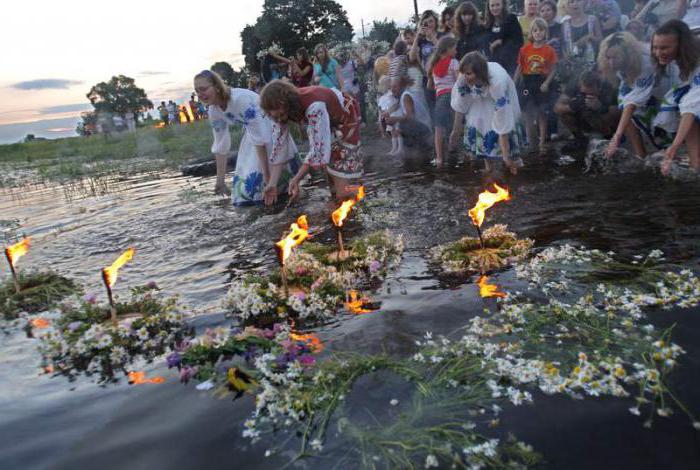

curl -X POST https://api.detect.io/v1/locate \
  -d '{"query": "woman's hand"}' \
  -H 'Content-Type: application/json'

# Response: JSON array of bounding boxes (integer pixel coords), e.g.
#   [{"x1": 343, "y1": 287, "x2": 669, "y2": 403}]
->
[
  {"x1": 661, "y1": 144, "x2": 679, "y2": 175},
  {"x1": 263, "y1": 184, "x2": 278, "y2": 206},
  {"x1": 605, "y1": 134, "x2": 622, "y2": 159},
  {"x1": 490, "y1": 39, "x2": 502, "y2": 52},
  {"x1": 288, "y1": 178, "x2": 301, "y2": 201},
  {"x1": 540, "y1": 82, "x2": 549, "y2": 93}
]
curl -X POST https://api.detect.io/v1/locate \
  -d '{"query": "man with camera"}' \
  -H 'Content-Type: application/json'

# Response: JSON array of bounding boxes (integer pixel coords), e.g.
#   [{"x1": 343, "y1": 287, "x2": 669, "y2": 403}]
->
[{"x1": 554, "y1": 70, "x2": 620, "y2": 147}]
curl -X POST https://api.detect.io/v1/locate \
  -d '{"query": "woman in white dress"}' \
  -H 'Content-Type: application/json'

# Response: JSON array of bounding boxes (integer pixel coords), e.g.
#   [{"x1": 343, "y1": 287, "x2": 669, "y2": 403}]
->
[
  {"x1": 601, "y1": 32, "x2": 675, "y2": 159},
  {"x1": 450, "y1": 52, "x2": 525, "y2": 174},
  {"x1": 651, "y1": 20, "x2": 700, "y2": 175},
  {"x1": 193, "y1": 70, "x2": 299, "y2": 205}
]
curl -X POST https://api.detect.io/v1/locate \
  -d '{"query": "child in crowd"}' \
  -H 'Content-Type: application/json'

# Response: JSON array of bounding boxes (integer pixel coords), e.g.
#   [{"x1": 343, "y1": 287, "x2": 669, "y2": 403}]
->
[
  {"x1": 428, "y1": 36, "x2": 459, "y2": 166},
  {"x1": 377, "y1": 75, "x2": 405, "y2": 154},
  {"x1": 390, "y1": 40, "x2": 409, "y2": 80},
  {"x1": 514, "y1": 19, "x2": 558, "y2": 153}
]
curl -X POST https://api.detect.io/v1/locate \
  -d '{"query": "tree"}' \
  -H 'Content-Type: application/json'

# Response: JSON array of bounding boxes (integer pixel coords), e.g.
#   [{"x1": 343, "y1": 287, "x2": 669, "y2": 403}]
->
[
  {"x1": 241, "y1": 0, "x2": 353, "y2": 70},
  {"x1": 367, "y1": 18, "x2": 399, "y2": 44},
  {"x1": 86, "y1": 75, "x2": 152, "y2": 120},
  {"x1": 210, "y1": 62, "x2": 250, "y2": 88},
  {"x1": 76, "y1": 110, "x2": 98, "y2": 136},
  {"x1": 211, "y1": 61, "x2": 235, "y2": 85}
]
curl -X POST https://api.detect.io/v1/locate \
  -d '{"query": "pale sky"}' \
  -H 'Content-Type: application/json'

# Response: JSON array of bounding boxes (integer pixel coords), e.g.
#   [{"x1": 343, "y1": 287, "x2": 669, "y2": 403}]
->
[{"x1": 0, "y1": 0, "x2": 441, "y2": 142}]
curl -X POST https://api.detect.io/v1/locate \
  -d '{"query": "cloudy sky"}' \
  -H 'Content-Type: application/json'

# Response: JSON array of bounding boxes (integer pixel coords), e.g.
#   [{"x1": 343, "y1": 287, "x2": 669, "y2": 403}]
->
[{"x1": 0, "y1": 0, "x2": 441, "y2": 143}]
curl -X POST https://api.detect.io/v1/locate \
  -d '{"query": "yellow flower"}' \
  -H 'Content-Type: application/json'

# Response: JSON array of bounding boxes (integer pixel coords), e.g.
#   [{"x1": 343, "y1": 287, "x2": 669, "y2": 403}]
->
[{"x1": 614, "y1": 367, "x2": 626, "y2": 378}]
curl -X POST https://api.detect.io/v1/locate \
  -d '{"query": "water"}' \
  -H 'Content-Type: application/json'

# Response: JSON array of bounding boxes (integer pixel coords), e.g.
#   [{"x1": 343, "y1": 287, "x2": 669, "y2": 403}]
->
[{"x1": 1, "y1": 139, "x2": 700, "y2": 469}]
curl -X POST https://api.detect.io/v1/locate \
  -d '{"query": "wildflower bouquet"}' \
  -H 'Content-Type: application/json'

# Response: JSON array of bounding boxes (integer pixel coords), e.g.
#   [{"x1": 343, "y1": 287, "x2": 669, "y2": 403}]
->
[
  {"x1": 38, "y1": 284, "x2": 191, "y2": 383},
  {"x1": 429, "y1": 225, "x2": 533, "y2": 276},
  {"x1": 224, "y1": 253, "x2": 350, "y2": 327},
  {"x1": 255, "y1": 42, "x2": 284, "y2": 61},
  {"x1": 1, "y1": 271, "x2": 79, "y2": 320},
  {"x1": 301, "y1": 230, "x2": 404, "y2": 281}
]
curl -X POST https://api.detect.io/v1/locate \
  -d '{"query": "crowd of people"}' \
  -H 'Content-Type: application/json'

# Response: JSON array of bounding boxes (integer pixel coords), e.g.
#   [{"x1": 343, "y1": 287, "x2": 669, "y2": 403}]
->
[
  {"x1": 157, "y1": 95, "x2": 207, "y2": 126},
  {"x1": 194, "y1": 0, "x2": 700, "y2": 206}
]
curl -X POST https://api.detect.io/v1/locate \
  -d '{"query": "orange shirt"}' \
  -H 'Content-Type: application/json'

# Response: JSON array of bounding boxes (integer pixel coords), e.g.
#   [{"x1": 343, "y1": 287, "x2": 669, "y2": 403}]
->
[{"x1": 517, "y1": 42, "x2": 557, "y2": 76}]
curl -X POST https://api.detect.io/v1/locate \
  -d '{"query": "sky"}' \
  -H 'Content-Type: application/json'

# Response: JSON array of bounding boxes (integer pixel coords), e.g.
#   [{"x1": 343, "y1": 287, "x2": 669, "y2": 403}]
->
[{"x1": 0, "y1": 0, "x2": 442, "y2": 144}]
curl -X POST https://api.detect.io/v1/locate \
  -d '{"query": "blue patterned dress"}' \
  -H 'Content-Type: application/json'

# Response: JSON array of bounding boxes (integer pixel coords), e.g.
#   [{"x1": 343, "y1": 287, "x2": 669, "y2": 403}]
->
[
  {"x1": 450, "y1": 62, "x2": 525, "y2": 159},
  {"x1": 209, "y1": 88, "x2": 300, "y2": 206},
  {"x1": 653, "y1": 63, "x2": 700, "y2": 138}
]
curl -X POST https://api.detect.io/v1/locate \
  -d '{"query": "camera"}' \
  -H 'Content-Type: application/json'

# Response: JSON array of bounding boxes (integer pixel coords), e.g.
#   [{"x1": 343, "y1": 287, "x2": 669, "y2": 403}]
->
[{"x1": 569, "y1": 94, "x2": 586, "y2": 113}]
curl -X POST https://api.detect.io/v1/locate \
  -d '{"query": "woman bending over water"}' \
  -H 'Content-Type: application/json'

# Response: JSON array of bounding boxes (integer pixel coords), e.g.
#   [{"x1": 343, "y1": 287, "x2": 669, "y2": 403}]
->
[
  {"x1": 194, "y1": 70, "x2": 299, "y2": 205},
  {"x1": 260, "y1": 80, "x2": 363, "y2": 201}
]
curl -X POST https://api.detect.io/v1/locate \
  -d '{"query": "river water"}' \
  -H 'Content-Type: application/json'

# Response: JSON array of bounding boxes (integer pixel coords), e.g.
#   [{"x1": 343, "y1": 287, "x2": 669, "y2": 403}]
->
[{"x1": 1, "y1": 139, "x2": 699, "y2": 469}]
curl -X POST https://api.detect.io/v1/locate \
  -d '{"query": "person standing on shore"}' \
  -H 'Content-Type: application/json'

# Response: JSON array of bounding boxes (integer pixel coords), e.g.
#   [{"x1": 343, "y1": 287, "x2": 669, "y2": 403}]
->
[{"x1": 194, "y1": 70, "x2": 299, "y2": 204}]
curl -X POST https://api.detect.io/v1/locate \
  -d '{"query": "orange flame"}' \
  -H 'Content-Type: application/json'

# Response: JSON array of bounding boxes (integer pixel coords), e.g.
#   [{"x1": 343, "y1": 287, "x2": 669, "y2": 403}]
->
[
  {"x1": 5, "y1": 237, "x2": 31, "y2": 269},
  {"x1": 468, "y1": 184, "x2": 511, "y2": 227},
  {"x1": 102, "y1": 248, "x2": 135, "y2": 288},
  {"x1": 345, "y1": 290, "x2": 376, "y2": 315},
  {"x1": 275, "y1": 216, "x2": 309, "y2": 265},
  {"x1": 31, "y1": 318, "x2": 51, "y2": 329},
  {"x1": 477, "y1": 275, "x2": 506, "y2": 299},
  {"x1": 128, "y1": 371, "x2": 165, "y2": 385},
  {"x1": 289, "y1": 332, "x2": 325, "y2": 353},
  {"x1": 156, "y1": 122, "x2": 166, "y2": 128},
  {"x1": 331, "y1": 186, "x2": 365, "y2": 227}
]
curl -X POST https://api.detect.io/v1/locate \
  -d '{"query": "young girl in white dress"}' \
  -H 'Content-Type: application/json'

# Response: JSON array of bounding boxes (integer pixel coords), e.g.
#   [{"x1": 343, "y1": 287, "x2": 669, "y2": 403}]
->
[{"x1": 193, "y1": 70, "x2": 299, "y2": 205}]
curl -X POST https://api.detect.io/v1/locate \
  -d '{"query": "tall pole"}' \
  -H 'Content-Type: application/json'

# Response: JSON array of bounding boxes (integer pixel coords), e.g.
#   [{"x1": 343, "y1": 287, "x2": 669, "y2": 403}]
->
[
  {"x1": 413, "y1": 0, "x2": 419, "y2": 23},
  {"x1": 361, "y1": 18, "x2": 366, "y2": 38}
]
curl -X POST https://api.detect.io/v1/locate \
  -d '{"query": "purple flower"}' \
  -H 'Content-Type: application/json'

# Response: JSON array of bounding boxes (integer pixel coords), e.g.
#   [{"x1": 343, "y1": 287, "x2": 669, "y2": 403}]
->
[
  {"x1": 369, "y1": 260, "x2": 381, "y2": 274},
  {"x1": 166, "y1": 352, "x2": 181, "y2": 369},
  {"x1": 294, "y1": 292, "x2": 307, "y2": 302},
  {"x1": 299, "y1": 354, "x2": 316, "y2": 367},
  {"x1": 67, "y1": 321, "x2": 82, "y2": 331},
  {"x1": 179, "y1": 365, "x2": 198, "y2": 384},
  {"x1": 83, "y1": 294, "x2": 97, "y2": 304}
]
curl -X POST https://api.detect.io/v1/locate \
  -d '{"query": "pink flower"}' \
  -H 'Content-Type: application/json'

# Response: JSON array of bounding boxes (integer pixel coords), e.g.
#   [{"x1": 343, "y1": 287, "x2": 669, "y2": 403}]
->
[
  {"x1": 299, "y1": 355, "x2": 316, "y2": 367},
  {"x1": 369, "y1": 260, "x2": 381, "y2": 274}
]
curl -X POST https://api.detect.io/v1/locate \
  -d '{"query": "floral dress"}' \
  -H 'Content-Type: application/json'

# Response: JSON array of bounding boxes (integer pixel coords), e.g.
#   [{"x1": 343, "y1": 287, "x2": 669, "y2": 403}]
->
[
  {"x1": 270, "y1": 86, "x2": 363, "y2": 179},
  {"x1": 653, "y1": 63, "x2": 700, "y2": 140},
  {"x1": 450, "y1": 62, "x2": 525, "y2": 159},
  {"x1": 617, "y1": 53, "x2": 675, "y2": 149},
  {"x1": 209, "y1": 88, "x2": 300, "y2": 206}
]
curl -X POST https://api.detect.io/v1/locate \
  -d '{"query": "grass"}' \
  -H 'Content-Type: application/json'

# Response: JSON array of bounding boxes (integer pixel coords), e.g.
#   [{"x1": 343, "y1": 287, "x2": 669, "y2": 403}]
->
[
  {"x1": 0, "y1": 121, "x2": 242, "y2": 186},
  {"x1": 0, "y1": 271, "x2": 80, "y2": 320}
]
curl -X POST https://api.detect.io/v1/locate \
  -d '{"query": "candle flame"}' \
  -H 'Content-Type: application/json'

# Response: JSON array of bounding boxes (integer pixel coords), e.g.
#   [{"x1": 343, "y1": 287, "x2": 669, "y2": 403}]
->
[
  {"x1": 128, "y1": 371, "x2": 165, "y2": 385},
  {"x1": 102, "y1": 248, "x2": 135, "y2": 288},
  {"x1": 345, "y1": 290, "x2": 376, "y2": 315},
  {"x1": 5, "y1": 237, "x2": 31, "y2": 269},
  {"x1": 477, "y1": 276, "x2": 506, "y2": 298},
  {"x1": 331, "y1": 186, "x2": 365, "y2": 227},
  {"x1": 289, "y1": 332, "x2": 325, "y2": 352},
  {"x1": 31, "y1": 318, "x2": 51, "y2": 329},
  {"x1": 275, "y1": 216, "x2": 309, "y2": 265},
  {"x1": 468, "y1": 184, "x2": 510, "y2": 228}
]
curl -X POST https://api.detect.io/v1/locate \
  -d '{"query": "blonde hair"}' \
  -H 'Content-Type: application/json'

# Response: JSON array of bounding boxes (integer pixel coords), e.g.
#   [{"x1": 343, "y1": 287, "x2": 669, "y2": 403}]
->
[
  {"x1": 597, "y1": 32, "x2": 644, "y2": 86},
  {"x1": 193, "y1": 69, "x2": 230, "y2": 105},
  {"x1": 377, "y1": 75, "x2": 391, "y2": 94},
  {"x1": 529, "y1": 18, "x2": 549, "y2": 42}
]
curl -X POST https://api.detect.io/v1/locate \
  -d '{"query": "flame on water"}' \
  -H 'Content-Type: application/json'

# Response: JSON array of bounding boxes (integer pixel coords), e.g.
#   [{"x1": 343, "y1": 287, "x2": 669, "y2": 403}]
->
[
  {"x1": 102, "y1": 248, "x2": 135, "y2": 288},
  {"x1": 5, "y1": 237, "x2": 31, "y2": 268},
  {"x1": 128, "y1": 371, "x2": 165, "y2": 385},
  {"x1": 468, "y1": 184, "x2": 511, "y2": 228},
  {"x1": 155, "y1": 122, "x2": 166, "y2": 128},
  {"x1": 331, "y1": 186, "x2": 365, "y2": 227},
  {"x1": 289, "y1": 332, "x2": 325, "y2": 353},
  {"x1": 31, "y1": 318, "x2": 50, "y2": 329},
  {"x1": 477, "y1": 276, "x2": 506, "y2": 299},
  {"x1": 275, "y1": 216, "x2": 309, "y2": 265},
  {"x1": 345, "y1": 290, "x2": 376, "y2": 315}
]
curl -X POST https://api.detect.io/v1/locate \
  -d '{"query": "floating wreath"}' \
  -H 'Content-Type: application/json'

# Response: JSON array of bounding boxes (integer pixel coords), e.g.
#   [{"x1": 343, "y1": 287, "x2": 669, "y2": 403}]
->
[
  {"x1": 1, "y1": 271, "x2": 79, "y2": 320},
  {"x1": 429, "y1": 224, "x2": 533, "y2": 276},
  {"x1": 39, "y1": 284, "x2": 191, "y2": 383}
]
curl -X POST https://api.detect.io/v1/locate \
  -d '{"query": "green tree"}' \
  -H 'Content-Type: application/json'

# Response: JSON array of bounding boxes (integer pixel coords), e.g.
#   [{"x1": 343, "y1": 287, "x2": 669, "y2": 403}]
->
[
  {"x1": 76, "y1": 110, "x2": 98, "y2": 136},
  {"x1": 86, "y1": 75, "x2": 152, "y2": 120},
  {"x1": 367, "y1": 18, "x2": 399, "y2": 44},
  {"x1": 241, "y1": 0, "x2": 353, "y2": 70},
  {"x1": 210, "y1": 62, "x2": 250, "y2": 88}
]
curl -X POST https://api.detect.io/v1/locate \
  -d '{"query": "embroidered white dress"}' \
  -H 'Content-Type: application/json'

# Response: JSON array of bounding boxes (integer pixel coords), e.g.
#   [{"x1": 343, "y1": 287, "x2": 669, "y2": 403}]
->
[
  {"x1": 450, "y1": 62, "x2": 524, "y2": 159},
  {"x1": 617, "y1": 53, "x2": 675, "y2": 149},
  {"x1": 653, "y1": 63, "x2": 700, "y2": 139},
  {"x1": 209, "y1": 88, "x2": 299, "y2": 206}
]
